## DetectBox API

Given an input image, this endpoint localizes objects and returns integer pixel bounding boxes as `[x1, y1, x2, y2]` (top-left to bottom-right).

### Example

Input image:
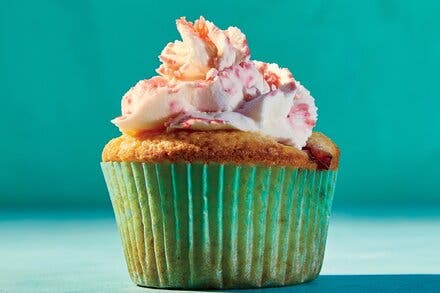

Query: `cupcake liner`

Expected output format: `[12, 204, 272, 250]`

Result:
[101, 162, 337, 289]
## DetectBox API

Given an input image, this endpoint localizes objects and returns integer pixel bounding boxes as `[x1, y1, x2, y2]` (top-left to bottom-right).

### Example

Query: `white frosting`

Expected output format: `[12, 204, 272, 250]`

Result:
[112, 17, 318, 149]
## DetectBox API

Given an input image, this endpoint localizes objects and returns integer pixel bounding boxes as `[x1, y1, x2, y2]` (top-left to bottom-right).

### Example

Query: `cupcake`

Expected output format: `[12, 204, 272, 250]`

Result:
[101, 16, 339, 289]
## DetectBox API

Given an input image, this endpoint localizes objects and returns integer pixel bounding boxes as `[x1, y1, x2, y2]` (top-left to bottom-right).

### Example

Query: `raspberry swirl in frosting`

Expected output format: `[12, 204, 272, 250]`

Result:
[112, 17, 317, 149]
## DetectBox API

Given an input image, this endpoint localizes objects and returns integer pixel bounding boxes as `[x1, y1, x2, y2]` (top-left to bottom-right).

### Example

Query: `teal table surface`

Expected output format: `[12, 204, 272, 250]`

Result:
[1, 206, 439, 293]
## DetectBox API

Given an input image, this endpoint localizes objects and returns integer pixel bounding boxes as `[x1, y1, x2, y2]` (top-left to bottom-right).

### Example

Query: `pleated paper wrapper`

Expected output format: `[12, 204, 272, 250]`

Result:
[101, 162, 337, 289]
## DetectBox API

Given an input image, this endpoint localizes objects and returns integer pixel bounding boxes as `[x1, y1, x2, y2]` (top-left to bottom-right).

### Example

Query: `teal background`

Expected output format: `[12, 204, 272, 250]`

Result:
[1, 0, 439, 209]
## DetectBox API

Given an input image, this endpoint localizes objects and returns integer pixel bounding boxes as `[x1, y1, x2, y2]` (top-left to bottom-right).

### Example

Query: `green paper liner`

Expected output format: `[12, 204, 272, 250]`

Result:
[101, 162, 337, 289]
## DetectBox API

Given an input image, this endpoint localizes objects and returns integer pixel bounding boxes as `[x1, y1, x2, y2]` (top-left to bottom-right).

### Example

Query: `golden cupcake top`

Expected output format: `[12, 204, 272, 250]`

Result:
[102, 131, 339, 170]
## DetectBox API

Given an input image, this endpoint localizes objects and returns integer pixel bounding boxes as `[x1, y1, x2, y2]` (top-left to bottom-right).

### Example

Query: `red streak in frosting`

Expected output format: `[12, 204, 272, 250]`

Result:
[242, 39, 250, 58]
[240, 61, 253, 70]
[281, 82, 296, 93]
[244, 93, 253, 101]
[168, 100, 182, 113]
[194, 81, 208, 88]
[234, 67, 240, 78]
[265, 72, 281, 88]
[141, 76, 170, 91]
[288, 103, 316, 127]
[181, 117, 225, 128]
[168, 88, 180, 94]
[245, 75, 254, 88]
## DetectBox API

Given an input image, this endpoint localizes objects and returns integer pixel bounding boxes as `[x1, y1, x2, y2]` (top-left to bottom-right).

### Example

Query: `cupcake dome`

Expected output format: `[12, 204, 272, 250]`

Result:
[103, 131, 339, 170]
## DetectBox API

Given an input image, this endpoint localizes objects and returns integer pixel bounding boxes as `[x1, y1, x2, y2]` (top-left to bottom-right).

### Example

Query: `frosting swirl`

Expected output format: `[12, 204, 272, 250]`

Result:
[112, 17, 317, 149]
